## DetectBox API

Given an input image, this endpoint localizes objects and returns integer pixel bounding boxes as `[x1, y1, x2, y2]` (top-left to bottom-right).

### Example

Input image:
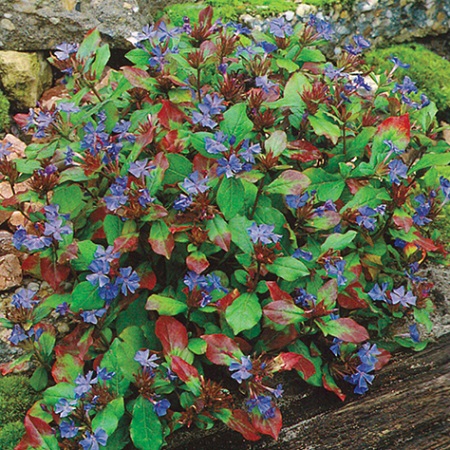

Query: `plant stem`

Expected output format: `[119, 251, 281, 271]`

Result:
[249, 177, 265, 220]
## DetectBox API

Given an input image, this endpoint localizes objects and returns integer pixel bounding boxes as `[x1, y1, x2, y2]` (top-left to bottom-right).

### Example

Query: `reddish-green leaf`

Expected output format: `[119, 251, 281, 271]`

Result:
[263, 301, 307, 325]
[186, 251, 209, 274]
[16, 414, 55, 450]
[265, 169, 310, 196]
[149, 220, 174, 259]
[155, 316, 188, 355]
[266, 281, 293, 302]
[158, 99, 189, 129]
[273, 352, 316, 380]
[206, 215, 231, 251]
[322, 364, 346, 401]
[318, 318, 369, 343]
[40, 257, 70, 292]
[222, 409, 261, 441]
[251, 405, 282, 440]
[202, 334, 243, 365]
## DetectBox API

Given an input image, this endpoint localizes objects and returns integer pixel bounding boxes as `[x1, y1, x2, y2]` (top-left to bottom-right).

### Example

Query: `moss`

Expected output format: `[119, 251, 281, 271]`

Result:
[0, 90, 10, 133]
[0, 421, 25, 450]
[0, 376, 37, 426]
[366, 44, 450, 112]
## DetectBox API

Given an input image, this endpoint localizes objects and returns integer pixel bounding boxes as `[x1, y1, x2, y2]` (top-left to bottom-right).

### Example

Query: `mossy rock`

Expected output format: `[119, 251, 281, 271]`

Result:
[0, 375, 38, 426]
[0, 421, 25, 450]
[366, 44, 450, 112]
[0, 90, 10, 133]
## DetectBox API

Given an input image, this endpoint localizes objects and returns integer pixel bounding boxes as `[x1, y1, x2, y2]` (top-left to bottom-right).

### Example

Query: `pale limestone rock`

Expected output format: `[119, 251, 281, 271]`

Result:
[0, 254, 22, 291]
[0, 51, 52, 109]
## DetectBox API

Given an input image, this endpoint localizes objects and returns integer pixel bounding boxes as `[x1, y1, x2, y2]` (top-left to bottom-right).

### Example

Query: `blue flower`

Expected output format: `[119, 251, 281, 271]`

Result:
[134, 349, 160, 369]
[388, 159, 408, 185]
[390, 56, 410, 70]
[324, 64, 346, 81]
[229, 356, 253, 383]
[182, 171, 210, 195]
[294, 288, 316, 307]
[393, 76, 418, 95]
[86, 259, 110, 288]
[409, 324, 420, 343]
[96, 367, 115, 381]
[80, 309, 106, 325]
[356, 206, 377, 231]
[205, 273, 228, 293]
[129, 158, 155, 178]
[217, 154, 243, 178]
[440, 176, 450, 204]
[239, 140, 261, 164]
[117, 267, 140, 295]
[11, 289, 38, 309]
[255, 75, 278, 95]
[200, 292, 213, 308]
[390, 286, 416, 307]
[55, 302, 69, 315]
[383, 139, 403, 155]
[308, 15, 333, 40]
[9, 324, 28, 345]
[330, 338, 342, 356]
[205, 136, 228, 154]
[344, 34, 371, 55]
[358, 343, 381, 366]
[184, 271, 207, 291]
[0, 142, 12, 159]
[368, 282, 389, 303]
[54, 42, 78, 61]
[247, 223, 281, 245]
[325, 260, 347, 286]
[292, 248, 313, 261]
[269, 17, 293, 38]
[80, 428, 108, 450]
[98, 281, 120, 303]
[154, 398, 171, 417]
[59, 420, 79, 439]
[174, 193, 193, 211]
[344, 363, 375, 395]
[55, 398, 78, 418]
[286, 192, 309, 209]
[412, 194, 432, 226]
[74, 371, 98, 399]
[94, 245, 120, 263]
[64, 146, 75, 165]
[246, 395, 275, 419]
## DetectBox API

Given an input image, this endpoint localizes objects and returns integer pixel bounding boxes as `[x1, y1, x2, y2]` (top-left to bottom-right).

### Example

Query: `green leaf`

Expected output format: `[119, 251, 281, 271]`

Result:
[188, 338, 207, 355]
[309, 112, 341, 145]
[130, 396, 163, 450]
[220, 103, 253, 142]
[38, 332, 56, 361]
[265, 130, 287, 157]
[317, 317, 369, 343]
[92, 44, 111, 80]
[92, 398, 124, 436]
[43, 383, 76, 406]
[408, 153, 450, 174]
[321, 231, 357, 252]
[77, 28, 102, 59]
[304, 168, 345, 202]
[276, 58, 299, 73]
[298, 47, 326, 63]
[217, 177, 245, 220]
[164, 154, 193, 184]
[228, 215, 254, 253]
[126, 48, 150, 67]
[52, 185, 85, 219]
[225, 292, 262, 335]
[71, 240, 98, 271]
[29, 366, 48, 391]
[145, 294, 188, 316]
[414, 308, 433, 332]
[104, 215, 124, 246]
[71, 281, 104, 312]
[267, 257, 309, 281]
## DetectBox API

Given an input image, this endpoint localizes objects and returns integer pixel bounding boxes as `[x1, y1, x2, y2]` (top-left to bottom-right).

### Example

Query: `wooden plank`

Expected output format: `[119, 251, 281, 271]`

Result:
[167, 333, 450, 450]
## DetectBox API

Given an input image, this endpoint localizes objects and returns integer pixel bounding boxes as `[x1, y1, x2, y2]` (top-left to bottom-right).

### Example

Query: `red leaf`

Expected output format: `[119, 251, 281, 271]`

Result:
[393, 215, 413, 233]
[153, 152, 170, 171]
[40, 257, 70, 292]
[337, 282, 368, 310]
[16, 415, 53, 450]
[252, 405, 282, 440]
[263, 301, 305, 325]
[201, 334, 243, 365]
[374, 348, 392, 370]
[377, 114, 410, 146]
[155, 316, 188, 355]
[22, 253, 41, 277]
[158, 99, 189, 129]
[412, 231, 438, 252]
[54, 326, 93, 360]
[171, 355, 200, 382]
[158, 129, 185, 154]
[186, 252, 210, 274]
[266, 281, 293, 302]
[58, 242, 79, 265]
[52, 353, 84, 383]
[113, 234, 139, 254]
[346, 178, 370, 195]
[215, 288, 240, 312]
[322, 366, 346, 401]
[288, 140, 322, 162]
[225, 409, 261, 441]
[274, 352, 316, 379]
[260, 325, 298, 351]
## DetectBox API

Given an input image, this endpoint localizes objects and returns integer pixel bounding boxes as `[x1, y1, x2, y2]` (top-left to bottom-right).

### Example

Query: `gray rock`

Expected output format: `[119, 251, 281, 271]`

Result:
[0, 254, 22, 292]
[0, 0, 187, 52]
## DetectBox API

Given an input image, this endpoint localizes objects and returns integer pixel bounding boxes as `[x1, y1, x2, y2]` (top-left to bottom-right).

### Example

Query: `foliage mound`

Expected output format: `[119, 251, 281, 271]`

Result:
[0, 89, 10, 133]
[0, 421, 26, 450]
[367, 43, 450, 113]
[1, 7, 449, 449]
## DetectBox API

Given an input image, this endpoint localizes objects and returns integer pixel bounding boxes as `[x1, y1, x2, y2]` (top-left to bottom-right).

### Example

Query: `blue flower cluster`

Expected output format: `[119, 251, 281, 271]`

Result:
[13, 204, 72, 251]
[247, 223, 281, 245]
[86, 245, 140, 305]
[183, 270, 228, 307]
[229, 356, 253, 383]
[192, 94, 226, 129]
[368, 283, 416, 307]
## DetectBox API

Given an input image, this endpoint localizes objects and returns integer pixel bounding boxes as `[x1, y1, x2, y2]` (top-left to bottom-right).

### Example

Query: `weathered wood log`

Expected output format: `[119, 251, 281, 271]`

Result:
[168, 333, 450, 450]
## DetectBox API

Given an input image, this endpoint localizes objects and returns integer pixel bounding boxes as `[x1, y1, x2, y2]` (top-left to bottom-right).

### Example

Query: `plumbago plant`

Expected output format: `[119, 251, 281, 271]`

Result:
[1, 7, 450, 449]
